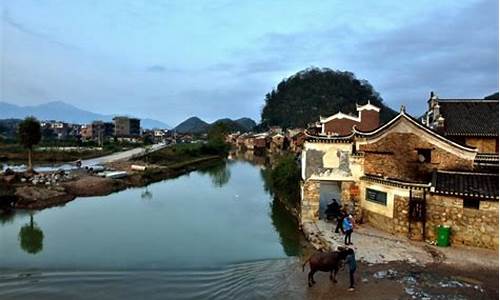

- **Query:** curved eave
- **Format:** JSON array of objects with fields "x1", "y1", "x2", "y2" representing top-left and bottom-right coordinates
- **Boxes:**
[
  {"x1": 353, "y1": 112, "x2": 478, "y2": 154},
  {"x1": 305, "y1": 131, "x2": 354, "y2": 143}
]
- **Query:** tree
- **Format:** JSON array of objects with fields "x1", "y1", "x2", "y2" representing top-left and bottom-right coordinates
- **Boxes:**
[
  {"x1": 18, "y1": 214, "x2": 44, "y2": 255},
  {"x1": 18, "y1": 117, "x2": 41, "y2": 171},
  {"x1": 261, "y1": 67, "x2": 397, "y2": 128},
  {"x1": 204, "y1": 122, "x2": 230, "y2": 154}
]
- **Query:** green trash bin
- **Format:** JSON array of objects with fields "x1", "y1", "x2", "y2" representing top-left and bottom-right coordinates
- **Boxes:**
[{"x1": 436, "y1": 225, "x2": 451, "y2": 247}]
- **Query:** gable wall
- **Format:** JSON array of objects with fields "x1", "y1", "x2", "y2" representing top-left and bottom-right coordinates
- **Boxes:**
[{"x1": 360, "y1": 132, "x2": 474, "y2": 182}]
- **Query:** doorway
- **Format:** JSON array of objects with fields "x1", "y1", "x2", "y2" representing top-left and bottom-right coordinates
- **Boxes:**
[{"x1": 319, "y1": 181, "x2": 341, "y2": 219}]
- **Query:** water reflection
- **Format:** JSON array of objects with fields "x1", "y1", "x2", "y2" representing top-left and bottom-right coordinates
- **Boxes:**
[
  {"x1": 141, "y1": 187, "x2": 153, "y2": 201},
  {"x1": 198, "y1": 160, "x2": 231, "y2": 188},
  {"x1": 18, "y1": 214, "x2": 44, "y2": 255},
  {"x1": 270, "y1": 200, "x2": 301, "y2": 256}
]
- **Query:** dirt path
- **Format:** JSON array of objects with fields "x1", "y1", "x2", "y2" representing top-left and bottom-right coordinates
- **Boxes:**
[{"x1": 289, "y1": 260, "x2": 498, "y2": 299}]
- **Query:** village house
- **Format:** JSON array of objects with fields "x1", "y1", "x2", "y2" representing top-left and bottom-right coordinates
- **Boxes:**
[
  {"x1": 41, "y1": 120, "x2": 70, "y2": 140},
  {"x1": 270, "y1": 133, "x2": 286, "y2": 153},
  {"x1": 423, "y1": 92, "x2": 499, "y2": 153},
  {"x1": 301, "y1": 102, "x2": 499, "y2": 249},
  {"x1": 320, "y1": 101, "x2": 380, "y2": 136},
  {"x1": 113, "y1": 116, "x2": 141, "y2": 137},
  {"x1": 80, "y1": 121, "x2": 114, "y2": 143}
]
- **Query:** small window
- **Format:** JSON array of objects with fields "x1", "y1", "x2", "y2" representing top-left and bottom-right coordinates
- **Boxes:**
[
  {"x1": 463, "y1": 198, "x2": 480, "y2": 209},
  {"x1": 417, "y1": 149, "x2": 432, "y2": 163},
  {"x1": 366, "y1": 188, "x2": 387, "y2": 205}
]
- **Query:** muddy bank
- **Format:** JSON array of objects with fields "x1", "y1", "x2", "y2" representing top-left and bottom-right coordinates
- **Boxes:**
[
  {"x1": 3, "y1": 155, "x2": 222, "y2": 210},
  {"x1": 295, "y1": 259, "x2": 498, "y2": 300}
]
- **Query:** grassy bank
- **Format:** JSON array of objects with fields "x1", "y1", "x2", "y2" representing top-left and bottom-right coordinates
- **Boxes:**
[
  {"x1": 0, "y1": 143, "x2": 129, "y2": 163},
  {"x1": 140, "y1": 143, "x2": 226, "y2": 166}
]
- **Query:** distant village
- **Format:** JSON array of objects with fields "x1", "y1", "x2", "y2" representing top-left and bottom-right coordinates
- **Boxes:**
[{"x1": 18, "y1": 116, "x2": 196, "y2": 146}]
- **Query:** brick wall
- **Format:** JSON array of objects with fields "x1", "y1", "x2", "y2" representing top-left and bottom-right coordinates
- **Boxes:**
[
  {"x1": 465, "y1": 137, "x2": 498, "y2": 153},
  {"x1": 358, "y1": 110, "x2": 380, "y2": 132},
  {"x1": 323, "y1": 118, "x2": 358, "y2": 136},
  {"x1": 323, "y1": 110, "x2": 380, "y2": 136},
  {"x1": 361, "y1": 132, "x2": 474, "y2": 182}
]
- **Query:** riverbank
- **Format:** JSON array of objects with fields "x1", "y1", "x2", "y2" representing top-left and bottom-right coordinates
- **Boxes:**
[
  {"x1": 2, "y1": 155, "x2": 223, "y2": 210},
  {"x1": 0, "y1": 144, "x2": 120, "y2": 164}
]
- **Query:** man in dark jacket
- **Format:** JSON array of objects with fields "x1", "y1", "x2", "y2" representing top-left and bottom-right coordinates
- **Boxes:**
[{"x1": 345, "y1": 248, "x2": 357, "y2": 291}]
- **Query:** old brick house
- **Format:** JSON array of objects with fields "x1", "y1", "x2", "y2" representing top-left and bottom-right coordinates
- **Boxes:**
[
  {"x1": 423, "y1": 92, "x2": 499, "y2": 153},
  {"x1": 320, "y1": 101, "x2": 380, "y2": 136},
  {"x1": 301, "y1": 107, "x2": 498, "y2": 249}
]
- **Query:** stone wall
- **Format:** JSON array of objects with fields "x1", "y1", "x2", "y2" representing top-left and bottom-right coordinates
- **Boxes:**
[
  {"x1": 301, "y1": 180, "x2": 320, "y2": 224},
  {"x1": 360, "y1": 132, "x2": 474, "y2": 182},
  {"x1": 363, "y1": 192, "x2": 499, "y2": 249},
  {"x1": 425, "y1": 195, "x2": 498, "y2": 249},
  {"x1": 363, "y1": 209, "x2": 394, "y2": 233},
  {"x1": 341, "y1": 181, "x2": 362, "y2": 222}
]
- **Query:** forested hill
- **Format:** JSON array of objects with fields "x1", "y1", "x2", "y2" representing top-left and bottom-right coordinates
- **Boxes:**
[{"x1": 261, "y1": 68, "x2": 397, "y2": 128}]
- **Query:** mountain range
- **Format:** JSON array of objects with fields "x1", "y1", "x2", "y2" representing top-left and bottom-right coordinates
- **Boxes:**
[
  {"x1": 0, "y1": 101, "x2": 170, "y2": 129},
  {"x1": 174, "y1": 117, "x2": 257, "y2": 134}
]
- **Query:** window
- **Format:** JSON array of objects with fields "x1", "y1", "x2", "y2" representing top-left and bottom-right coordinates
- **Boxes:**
[
  {"x1": 366, "y1": 188, "x2": 387, "y2": 205},
  {"x1": 463, "y1": 198, "x2": 480, "y2": 209},
  {"x1": 417, "y1": 149, "x2": 432, "y2": 163}
]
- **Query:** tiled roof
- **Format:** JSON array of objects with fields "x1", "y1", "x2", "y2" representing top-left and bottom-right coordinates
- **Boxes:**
[
  {"x1": 438, "y1": 100, "x2": 499, "y2": 136},
  {"x1": 432, "y1": 170, "x2": 499, "y2": 200}
]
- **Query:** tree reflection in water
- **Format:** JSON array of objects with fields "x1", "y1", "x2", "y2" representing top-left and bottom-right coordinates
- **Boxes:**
[
  {"x1": 19, "y1": 214, "x2": 44, "y2": 255},
  {"x1": 198, "y1": 160, "x2": 232, "y2": 188},
  {"x1": 260, "y1": 165, "x2": 302, "y2": 256},
  {"x1": 141, "y1": 187, "x2": 153, "y2": 201},
  {"x1": 269, "y1": 199, "x2": 302, "y2": 256}
]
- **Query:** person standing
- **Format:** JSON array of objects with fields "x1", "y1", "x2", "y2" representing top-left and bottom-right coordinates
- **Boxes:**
[
  {"x1": 343, "y1": 214, "x2": 354, "y2": 245},
  {"x1": 345, "y1": 248, "x2": 357, "y2": 291},
  {"x1": 335, "y1": 210, "x2": 345, "y2": 234}
]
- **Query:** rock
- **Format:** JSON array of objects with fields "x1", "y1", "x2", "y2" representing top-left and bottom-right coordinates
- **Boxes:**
[
  {"x1": 3, "y1": 168, "x2": 15, "y2": 176},
  {"x1": 20, "y1": 178, "x2": 27, "y2": 183},
  {"x1": 374, "y1": 270, "x2": 387, "y2": 279},
  {"x1": 3, "y1": 174, "x2": 17, "y2": 184}
]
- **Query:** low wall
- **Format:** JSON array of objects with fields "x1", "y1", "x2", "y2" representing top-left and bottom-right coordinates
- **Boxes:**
[{"x1": 363, "y1": 193, "x2": 499, "y2": 250}]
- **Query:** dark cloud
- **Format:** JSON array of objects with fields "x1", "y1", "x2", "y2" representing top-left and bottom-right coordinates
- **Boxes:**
[
  {"x1": 355, "y1": 0, "x2": 498, "y2": 113},
  {"x1": 213, "y1": 0, "x2": 498, "y2": 115}
]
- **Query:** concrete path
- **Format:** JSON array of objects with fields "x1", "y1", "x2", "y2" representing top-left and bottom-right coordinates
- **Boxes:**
[
  {"x1": 305, "y1": 220, "x2": 498, "y2": 270},
  {"x1": 82, "y1": 143, "x2": 167, "y2": 166}
]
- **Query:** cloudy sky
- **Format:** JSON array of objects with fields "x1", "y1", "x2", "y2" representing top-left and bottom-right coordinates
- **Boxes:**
[{"x1": 1, "y1": 0, "x2": 498, "y2": 126}]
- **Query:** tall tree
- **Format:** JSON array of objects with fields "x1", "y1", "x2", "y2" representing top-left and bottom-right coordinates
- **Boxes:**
[
  {"x1": 261, "y1": 67, "x2": 396, "y2": 128},
  {"x1": 18, "y1": 117, "x2": 41, "y2": 171}
]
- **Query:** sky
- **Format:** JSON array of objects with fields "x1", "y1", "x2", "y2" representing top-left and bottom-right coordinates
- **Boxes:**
[{"x1": 1, "y1": 0, "x2": 498, "y2": 126}]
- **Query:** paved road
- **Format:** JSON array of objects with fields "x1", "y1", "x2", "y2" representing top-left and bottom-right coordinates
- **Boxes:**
[{"x1": 82, "y1": 143, "x2": 168, "y2": 166}]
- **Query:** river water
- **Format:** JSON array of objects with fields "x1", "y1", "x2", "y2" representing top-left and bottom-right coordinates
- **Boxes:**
[{"x1": 0, "y1": 159, "x2": 306, "y2": 299}]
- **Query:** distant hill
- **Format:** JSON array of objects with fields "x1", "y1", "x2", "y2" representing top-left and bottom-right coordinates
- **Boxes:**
[
  {"x1": 0, "y1": 101, "x2": 170, "y2": 129},
  {"x1": 234, "y1": 118, "x2": 257, "y2": 131},
  {"x1": 174, "y1": 117, "x2": 257, "y2": 133},
  {"x1": 174, "y1": 117, "x2": 210, "y2": 133},
  {"x1": 261, "y1": 67, "x2": 397, "y2": 128},
  {"x1": 484, "y1": 92, "x2": 499, "y2": 100}
]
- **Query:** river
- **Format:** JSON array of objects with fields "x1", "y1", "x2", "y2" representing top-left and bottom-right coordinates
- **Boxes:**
[{"x1": 0, "y1": 158, "x2": 307, "y2": 299}]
